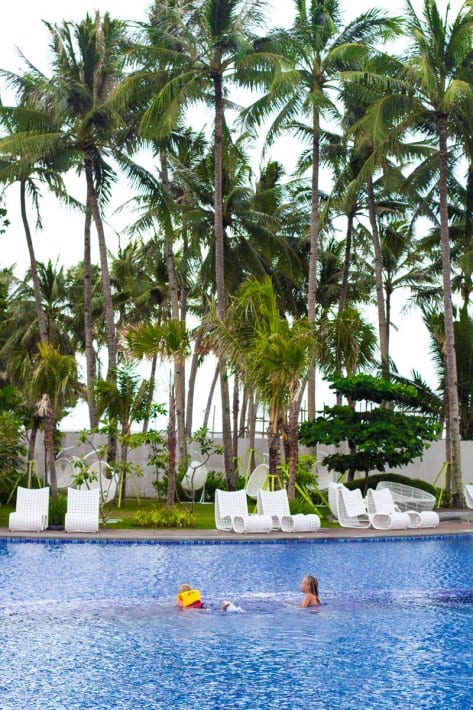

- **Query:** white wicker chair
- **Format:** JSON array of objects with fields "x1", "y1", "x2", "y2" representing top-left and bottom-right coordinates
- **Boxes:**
[
  {"x1": 368, "y1": 487, "x2": 439, "y2": 529},
  {"x1": 214, "y1": 489, "x2": 272, "y2": 533},
  {"x1": 376, "y1": 481, "x2": 436, "y2": 512},
  {"x1": 366, "y1": 488, "x2": 411, "y2": 530},
  {"x1": 336, "y1": 487, "x2": 371, "y2": 528},
  {"x1": 328, "y1": 482, "x2": 345, "y2": 517},
  {"x1": 181, "y1": 461, "x2": 208, "y2": 503},
  {"x1": 245, "y1": 464, "x2": 269, "y2": 499},
  {"x1": 257, "y1": 488, "x2": 321, "y2": 532},
  {"x1": 9, "y1": 486, "x2": 49, "y2": 532},
  {"x1": 65, "y1": 487, "x2": 100, "y2": 533},
  {"x1": 464, "y1": 484, "x2": 473, "y2": 508}
]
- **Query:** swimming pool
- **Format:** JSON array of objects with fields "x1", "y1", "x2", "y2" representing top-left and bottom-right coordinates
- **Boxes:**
[{"x1": 1, "y1": 536, "x2": 473, "y2": 709}]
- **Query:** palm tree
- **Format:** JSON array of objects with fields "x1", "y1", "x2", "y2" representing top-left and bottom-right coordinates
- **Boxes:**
[
  {"x1": 123, "y1": 319, "x2": 190, "y2": 506},
  {"x1": 362, "y1": 0, "x2": 473, "y2": 504},
  {"x1": 244, "y1": 0, "x2": 400, "y2": 418},
  {"x1": 120, "y1": 0, "x2": 276, "y2": 487},
  {"x1": 206, "y1": 277, "x2": 317, "y2": 498}
]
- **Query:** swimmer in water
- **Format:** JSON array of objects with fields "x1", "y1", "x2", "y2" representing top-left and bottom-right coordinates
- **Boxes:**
[
  {"x1": 176, "y1": 583, "x2": 204, "y2": 609},
  {"x1": 300, "y1": 575, "x2": 321, "y2": 607}
]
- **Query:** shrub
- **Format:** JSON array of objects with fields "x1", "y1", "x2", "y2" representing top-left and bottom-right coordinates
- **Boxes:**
[
  {"x1": 133, "y1": 505, "x2": 196, "y2": 528},
  {"x1": 49, "y1": 493, "x2": 67, "y2": 527},
  {"x1": 0, "y1": 411, "x2": 27, "y2": 503},
  {"x1": 289, "y1": 496, "x2": 319, "y2": 516}
]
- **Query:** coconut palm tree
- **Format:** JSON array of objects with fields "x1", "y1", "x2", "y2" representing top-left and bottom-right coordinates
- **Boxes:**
[
  {"x1": 119, "y1": 0, "x2": 278, "y2": 487},
  {"x1": 243, "y1": 0, "x2": 400, "y2": 418},
  {"x1": 205, "y1": 276, "x2": 317, "y2": 498},
  {"x1": 360, "y1": 0, "x2": 473, "y2": 504}
]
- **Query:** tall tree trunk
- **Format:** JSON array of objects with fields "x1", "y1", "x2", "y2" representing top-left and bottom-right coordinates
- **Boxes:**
[
  {"x1": 232, "y1": 374, "x2": 239, "y2": 462},
  {"x1": 286, "y1": 395, "x2": 300, "y2": 500},
  {"x1": 166, "y1": 385, "x2": 176, "y2": 507},
  {"x1": 142, "y1": 353, "x2": 157, "y2": 433},
  {"x1": 338, "y1": 213, "x2": 354, "y2": 313},
  {"x1": 83, "y1": 148, "x2": 117, "y2": 378},
  {"x1": 160, "y1": 150, "x2": 187, "y2": 466},
  {"x1": 20, "y1": 180, "x2": 48, "y2": 344},
  {"x1": 83, "y1": 196, "x2": 98, "y2": 428},
  {"x1": 213, "y1": 69, "x2": 235, "y2": 488},
  {"x1": 437, "y1": 113, "x2": 463, "y2": 506},
  {"x1": 367, "y1": 178, "x2": 389, "y2": 377},
  {"x1": 267, "y1": 417, "x2": 282, "y2": 476},
  {"x1": 27, "y1": 418, "x2": 40, "y2": 469},
  {"x1": 239, "y1": 386, "x2": 248, "y2": 437},
  {"x1": 203, "y1": 363, "x2": 219, "y2": 430},
  {"x1": 248, "y1": 390, "x2": 257, "y2": 472},
  {"x1": 306, "y1": 110, "x2": 320, "y2": 420},
  {"x1": 185, "y1": 330, "x2": 203, "y2": 437}
]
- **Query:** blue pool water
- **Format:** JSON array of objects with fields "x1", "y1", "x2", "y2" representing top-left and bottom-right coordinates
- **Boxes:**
[{"x1": 1, "y1": 537, "x2": 473, "y2": 709}]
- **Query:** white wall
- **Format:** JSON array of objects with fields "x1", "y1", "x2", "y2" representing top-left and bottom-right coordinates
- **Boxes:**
[{"x1": 31, "y1": 433, "x2": 473, "y2": 497}]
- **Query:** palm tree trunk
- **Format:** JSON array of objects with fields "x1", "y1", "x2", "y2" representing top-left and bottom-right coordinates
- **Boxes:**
[
  {"x1": 267, "y1": 418, "x2": 282, "y2": 475},
  {"x1": 286, "y1": 395, "x2": 300, "y2": 500},
  {"x1": 338, "y1": 213, "x2": 354, "y2": 313},
  {"x1": 44, "y1": 414, "x2": 57, "y2": 501},
  {"x1": 142, "y1": 353, "x2": 157, "y2": 433},
  {"x1": 185, "y1": 329, "x2": 203, "y2": 436},
  {"x1": 166, "y1": 385, "x2": 176, "y2": 507},
  {"x1": 367, "y1": 178, "x2": 389, "y2": 377},
  {"x1": 20, "y1": 180, "x2": 48, "y2": 344},
  {"x1": 83, "y1": 196, "x2": 98, "y2": 428},
  {"x1": 203, "y1": 363, "x2": 219, "y2": 430},
  {"x1": 160, "y1": 150, "x2": 186, "y2": 465},
  {"x1": 239, "y1": 386, "x2": 248, "y2": 437},
  {"x1": 248, "y1": 390, "x2": 257, "y2": 471},
  {"x1": 213, "y1": 69, "x2": 235, "y2": 488},
  {"x1": 306, "y1": 111, "x2": 320, "y2": 420},
  {"x1": 27, "y1": 418, "x2": 40, "y2": 469},
  {"x1": 83, "y1": 148, "x2": 117, "y2": 377},
  {"x1": 232, "y1": 374, "x2": 239, "y2": 461},
  {"x1": 437, "y1": 113, "x2": 463, "y2": 506}
]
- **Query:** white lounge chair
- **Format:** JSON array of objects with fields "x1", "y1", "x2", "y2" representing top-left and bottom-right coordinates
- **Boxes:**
[
  {"x1": 214, "y1": 489, "x2": 272, "y2": 533},
  {"x1": 9, "y1": 486, "x2": 49, "y2": 532},
  {"x1": 376, "y1": 481, "x2": 436, "y2": 512},
  {"x1": 464, "y1": 484, "x2": 473, "y2": 508},
  {"x1": 336, "y1": 487, "x2": 371, "y2": 528},
  {"x1": 366, "y1": 488, "x2": 411, "y2": 530},
  {"x1": 368, "y1": 487, "x2": 439, "y2": 529},
  {"x1": 65, "y1": 487, "x2": 100, "y2": 533},
  {"x1": 257, "y1": 488, "x2": 321, "y2": 533},
  {"x1": 328, "y1": 482, "x2": 345, "y2": 518},
  {"x1": 245, "y1": 464, "x2": 269, "y2": 499}
]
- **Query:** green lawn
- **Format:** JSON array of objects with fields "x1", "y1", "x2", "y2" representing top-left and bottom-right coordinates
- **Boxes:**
[{"x1": 0, "y1": 498, "x2": 333, "y2": 530}]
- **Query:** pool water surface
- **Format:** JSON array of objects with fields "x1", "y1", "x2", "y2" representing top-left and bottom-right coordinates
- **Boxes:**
[{"x1": 1, "y1": 536, "x2": 473, "y2": 709}]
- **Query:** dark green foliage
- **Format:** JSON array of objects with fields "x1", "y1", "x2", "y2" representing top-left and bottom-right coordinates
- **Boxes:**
[
  {"x1": 49, "y1": 492, "x2": 67, "y2": 527},
  {"x1": 299, "y1": 375, "x2": 441, "y2": 477},
  {"x1": 0, "y1": 411, "x2": 26, "y2": 503}
]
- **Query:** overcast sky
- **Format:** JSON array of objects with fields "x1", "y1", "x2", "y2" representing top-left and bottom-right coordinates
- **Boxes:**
[{"x1": 0, "y1": 0, "x2": 463, "y2": 427}]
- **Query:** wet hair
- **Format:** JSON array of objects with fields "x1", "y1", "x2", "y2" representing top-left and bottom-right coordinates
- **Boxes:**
[
  {"x1": 305, "y1": 575, "x2": 320, "y2": 602},
  {"x1": 178, "y1": 583, "x2": 191, "y2": 593}
]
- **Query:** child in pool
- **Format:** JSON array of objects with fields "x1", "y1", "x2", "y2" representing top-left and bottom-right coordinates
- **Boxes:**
[
  {"x1": 176, "y1": 583, "x2": 204, "y2": 609},
  {"x1": 300, "y1": 575, "x2": 321, "y2": 607},
  {"x1": 221, "y1": 600, "x2": 244, "y2": 613}
]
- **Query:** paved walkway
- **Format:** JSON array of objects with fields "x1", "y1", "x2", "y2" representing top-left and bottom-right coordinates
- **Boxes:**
[{"x1": 2, "y1": 510, "x2": 473, "y2": 542}]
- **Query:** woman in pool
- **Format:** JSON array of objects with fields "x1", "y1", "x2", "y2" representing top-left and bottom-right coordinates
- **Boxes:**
[{"x1": 300, "y1": 575, "x2": 321, "y2": 607}]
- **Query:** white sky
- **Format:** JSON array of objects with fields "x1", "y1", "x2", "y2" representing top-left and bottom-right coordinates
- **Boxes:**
[{"x1": 0, "y1": 0, "x2": 463, "y2": 429}]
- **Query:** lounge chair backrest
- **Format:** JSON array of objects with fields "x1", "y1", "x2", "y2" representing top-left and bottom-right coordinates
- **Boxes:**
[
  {"x1": 376, "y1": 481, "x2": 435, "y2": 511},
  {"x1": 257, "y1": 488, "x2": 290, "y2": 516},
  {"x1": 339, "y1": 488, "x2": 366, "y2": 517},
  {"x1": 16, "y1": 486, "x2": 49, "y2": 516},
  {"x1": 67, "y1": 487, "x2": 100, "y2": 516},
  {"x1": 246, "y1": 464, "x2": 269, "y2": 499},
  {"x1": 367, "y1": 488, "x2": 396, "y2": 515},
  {"x1": 215, "y1": 489, "x2": 248, "y2": 525},
  {"x1": 328, "y1": 482, "x2": 344, "y2": 517}
]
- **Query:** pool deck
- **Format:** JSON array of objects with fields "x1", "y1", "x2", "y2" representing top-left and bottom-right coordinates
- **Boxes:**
[{"x1": 2, "y1": 510, "x2": 473, "y2": 542}]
